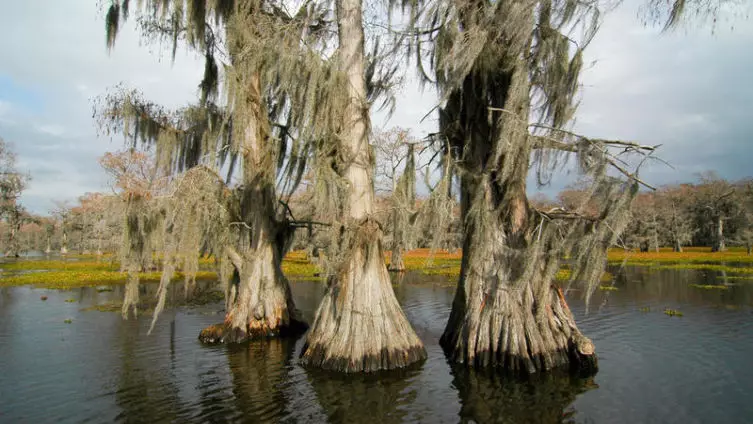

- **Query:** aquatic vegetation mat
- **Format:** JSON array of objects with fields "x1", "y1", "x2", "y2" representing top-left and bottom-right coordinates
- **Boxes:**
[{"x1": 0, "y1": 249, "x2": 614, "y2": 289}]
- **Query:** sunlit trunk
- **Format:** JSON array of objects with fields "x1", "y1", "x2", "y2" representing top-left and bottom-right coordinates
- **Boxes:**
[
  {"x1": 61, "y1": 229, "x2": 68, "y2": 255},
  {"x1": 299, "y1": 0, "x2": 425, "y2": 372},
  {"x1": 712, "y1": 216, "x2": 725, "y2": 252},
  {"x1": 6, "y1": 208, "x2": 20, "y2": 257}
]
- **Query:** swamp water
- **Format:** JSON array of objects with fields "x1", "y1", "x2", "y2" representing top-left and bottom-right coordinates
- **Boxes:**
[{"x1": 0, "y1": 266, "x2": 752, "y2": 423}]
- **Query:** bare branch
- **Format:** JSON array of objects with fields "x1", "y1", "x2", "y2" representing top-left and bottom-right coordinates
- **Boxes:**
[{"x1": 224, "y1": 245, "x2": 244, "y2": 271}]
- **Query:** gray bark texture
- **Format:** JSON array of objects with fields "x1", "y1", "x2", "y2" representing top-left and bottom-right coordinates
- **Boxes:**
[
  {"x1": 299, "y1": 0, "x2": 426, "y2": 372},
  {"x1": 438, "y1": 58, "x2": 597, "y2": 374}
]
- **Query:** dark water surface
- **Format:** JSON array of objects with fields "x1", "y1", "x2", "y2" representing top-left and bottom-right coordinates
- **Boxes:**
[{"x1": 1, "y1": 266, "x2": 752, "y2": 423}]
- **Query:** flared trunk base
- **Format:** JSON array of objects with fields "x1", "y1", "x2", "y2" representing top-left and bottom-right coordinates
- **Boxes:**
[
  {"x1": 441, "y1": 263, "x2": 598, "y2": 375},
  {"x1": 300, "y1": 219, "x2": 426, "y2": 372},
  {"x1": 301, "y1": 343, "x2": 426, "y2": 373},
  {"x1": 199, "y1": 318, "x2": 308, "y2": 344}
]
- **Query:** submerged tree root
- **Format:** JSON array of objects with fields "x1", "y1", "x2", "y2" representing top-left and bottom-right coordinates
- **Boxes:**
[{"x1": 198, "y1": 318, "x2": 309, "y2": 344}]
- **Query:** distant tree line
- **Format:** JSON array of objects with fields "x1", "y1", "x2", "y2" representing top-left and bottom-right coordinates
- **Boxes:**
[{"x1": 9, "y1": 144, "x2": 753, "y2": 260}]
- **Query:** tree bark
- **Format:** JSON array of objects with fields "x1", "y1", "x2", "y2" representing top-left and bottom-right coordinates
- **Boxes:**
[
  {"x1": 61, "y1": 228, "x2": 68, "y2": 255},
  {"x1": 673, "y1": 237, "x2": 683, "y2": 253},
  {"x1": 439, "y1": 58, "x2": 596, "y2": 373},
  {"x1": 440, "y1": 181, "x2": 597, "y2": 374},
  {"x1": 200, "y1": 74, "x2": 305, "y2": 343},
  {"x1": 299, "y1": 0, "x2": 426, "y2": 372},
  {"x1": 712, "y1": 215, "x2": 725, "y2": 252},
  {"x1": 388, "y1": 244, "x2": 405, "y2": 272},
  {"x1": 6, "y1": 208, "x2": 20, "y2": 257}
]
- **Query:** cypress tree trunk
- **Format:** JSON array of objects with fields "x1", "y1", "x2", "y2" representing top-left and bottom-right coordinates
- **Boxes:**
[
  {"x1": 6, "y1": 208, "x2": 20, "y2": 257},
  {"x1": 673, "y1": 237, "x2": 683, "y2": 253},
  {"x1": 712, "y1": 216, "x2": 725, "y2": 252},
  {"x1": 61, "y1": 228, "x2": 68, "y2": 255},
  {"x1": 200, "y1": 74, "x2": 305, "y2": 343},
  {"x1": 299, "y1": 0, "x2": 426, "y2": 372},
  {"x1": 198, "y1": 180, "x2": 307, "y2": 343},
  {"x1": 388, "y1": 244, "x2": 405, "y2": 272},
  {"x1": 440, "y1": 179, "x2": 596, "y2": 373},
  {"x1": 439, "y1": 62, "x2": 596, "y2": 374}
]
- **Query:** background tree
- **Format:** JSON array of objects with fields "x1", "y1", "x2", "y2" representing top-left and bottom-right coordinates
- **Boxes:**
[
  {"x1": 0, "y1": 137, "x2": 29, "y2": 257},
  {"x1": 691, "y1": 172, "x2": 740, "y2": 252},
  {"x1": 655, "y1": 184, "x2": 694, "y2": 252},
  {"x1": 373, "y1": 127, "x2": 419, "y2": 272}
]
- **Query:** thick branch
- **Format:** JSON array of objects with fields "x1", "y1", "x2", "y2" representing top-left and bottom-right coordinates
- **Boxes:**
[{"x1": 224, "y1": 245, "x2": 244, "y2": 271}]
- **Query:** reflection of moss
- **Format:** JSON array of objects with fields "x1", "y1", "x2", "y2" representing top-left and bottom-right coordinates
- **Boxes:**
[
  {"x1": 96, "y1": 286, "x2": 114, "y2": 292},
  {"x1": 690, "y1": 284, "x2": 729, "y2": 290},
  {"x1": 664, "y1": 309, "x2": 683, "y2": 317},
  {"x1": 82, "y1": 289, "x2": 224, "y2": 314},
  {"x1": 64, "y1": 318, "x2": 73, "y2": 324},
  {"x1": 638, "y1": 306, "x2": 650, "y2": 312},
  {"x1": 64, "y1": 298, "x2": 77, "y2": 303},
  {"x1": 598, "y1": 285, "x2": 618, "y2": 291}
]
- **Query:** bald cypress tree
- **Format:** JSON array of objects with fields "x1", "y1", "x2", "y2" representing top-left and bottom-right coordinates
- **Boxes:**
[
  {"x1": 99, "y1": 0, "x2": 335, "y2": 340},
  {"x1": 388, "y1": 0, "x2": 662, "y2": 373},
  {"x1": 298, "y1": 0, "x2": 426, "y2": 372},
  {"x1": 0, "y1": 137, "x2": 28, "y2": 258}
]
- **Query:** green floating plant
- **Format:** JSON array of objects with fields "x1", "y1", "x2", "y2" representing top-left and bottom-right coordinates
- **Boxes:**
[
  {"x1": 664, "y1": 308, "x2": 683, "y2": 317},
  {"x1": 690, "y1": 284, "x2": 728, "y2": 290}
]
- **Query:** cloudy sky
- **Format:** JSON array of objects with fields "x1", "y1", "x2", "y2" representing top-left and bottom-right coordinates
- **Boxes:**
[{"x1": 0, "y1": 1, "x2": 751, "y2": 214}]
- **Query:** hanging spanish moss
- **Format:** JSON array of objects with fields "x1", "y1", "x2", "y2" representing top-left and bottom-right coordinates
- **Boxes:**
[
  {"x1": 390, "y1": 0, "x2": 658, "y2": 373},
  {"x1": 98, "y1": 0, "x2": 345, "y2": 340},
  {"x1": 299, "y1": 0, "x2": 426, "y2": 372}
]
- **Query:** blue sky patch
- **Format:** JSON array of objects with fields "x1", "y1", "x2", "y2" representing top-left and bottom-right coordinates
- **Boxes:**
[{"x1": 0, "y1": 74, "x2": 45, "y2": 112}]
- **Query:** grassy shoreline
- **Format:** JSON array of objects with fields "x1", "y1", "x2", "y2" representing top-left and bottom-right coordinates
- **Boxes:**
[{"x1": 2, "y1": 246, "x2": 748, "y2": 290}]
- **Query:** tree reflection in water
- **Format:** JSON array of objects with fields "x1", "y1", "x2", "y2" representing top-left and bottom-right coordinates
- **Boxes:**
[
  {"x1": 306, "y1": 365, "x2": 422, "y2": 423},
  {"x1": 226, "y1": 338, "x2": 297, "y2": 422},
  {"x1": 114, "y1": 318, "x2": 182, "y2": 423},
  {"x1": 450, "y1": 365, "x2": 598, "y2": 424}
]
